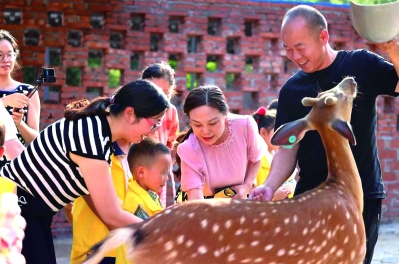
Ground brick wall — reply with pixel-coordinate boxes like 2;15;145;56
1;0;398;236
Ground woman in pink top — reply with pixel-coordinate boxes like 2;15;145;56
175;85;266;200
141;62;179;207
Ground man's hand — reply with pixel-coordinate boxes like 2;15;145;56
248;185;275;201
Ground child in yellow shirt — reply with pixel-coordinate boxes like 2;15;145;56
252;106;297;200
116;137;171;264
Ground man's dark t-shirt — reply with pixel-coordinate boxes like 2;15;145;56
275;49;398;199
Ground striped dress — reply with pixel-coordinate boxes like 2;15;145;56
0;115;113;212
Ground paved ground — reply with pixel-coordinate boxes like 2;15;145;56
54;221;399;264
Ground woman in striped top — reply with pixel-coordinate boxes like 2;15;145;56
0;79;169;263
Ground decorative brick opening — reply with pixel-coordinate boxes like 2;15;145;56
67;31;82;47
90;13;104;29
267;74;279;90
169;17;184;33
187;36;201;53
47;11;63;27
245;56;259;73
4;8;21;24
86;87;102;99
334;42;344;50
206;55;221;72
43;86;61;104
208;17;222;36
23;66;38;84
243;91;259;110
150;34;162;52
244;20;259;37
88;50;103;68
24;29;40;46
110;32;123;49
131;13;145;31
168;54;179;70
186;73;200;90
130;52;142;70
108;69;122;88
226;38;239;54
66;67;82;86
226;73;240;91
46;48;61;66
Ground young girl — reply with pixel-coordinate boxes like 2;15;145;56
252;106;296;200
175;85;266;201
0;79;169;263
141;62;179;207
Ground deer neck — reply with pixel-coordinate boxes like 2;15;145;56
317;125;363;210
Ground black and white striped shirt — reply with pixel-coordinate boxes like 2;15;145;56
0;115;113;211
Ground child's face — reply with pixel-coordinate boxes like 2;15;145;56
150;78;172;99
142;153;172;193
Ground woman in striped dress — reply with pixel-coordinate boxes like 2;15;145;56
0;79;169;263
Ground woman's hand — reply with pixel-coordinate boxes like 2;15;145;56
11;109;24;127
0;94;30;109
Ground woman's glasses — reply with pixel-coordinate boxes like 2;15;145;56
0;52;17;61
145;118;162;131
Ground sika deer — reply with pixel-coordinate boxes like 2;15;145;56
82;77;366;264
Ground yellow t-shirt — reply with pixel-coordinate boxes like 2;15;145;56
70;154;128;264
115;179;163;264
0;178;16;195
254;154;296;199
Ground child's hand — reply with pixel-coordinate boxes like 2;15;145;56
230;184;250;200
272;187;291;201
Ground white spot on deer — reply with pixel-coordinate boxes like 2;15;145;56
340;225;346;231
186;240;193;248
272;209;277;213
253;218;259;224
260;212;266;217
227;253;235;262
201;219;208;229
240;216;246;224
354;224;357;234
164;241;174;251
330;246;337;254
254;257;264;262
235;229;243;235
315;246;322;253
351;250;356;260
343;236;349;244
277;249;286;256
293;215;298;223
190;253;197;258
321;240;327;248
308;239;315;245
238;244;245;249
214;250;220;257
298;245;304;251
322;229;327;235
274;227;281;234
188;212;195;218
251;241;259;247
264;244;274;251
165;209;172;214
166;250;178;260
303;228;308;235
288;249;296;255
332;151;337;158
176;235;184;245
212;223;219;233
225;220;232;229
240;259;252;263
263;219;269;225
198;245;207;254
218;235;224;241
284;218;290;225
298;260;305;264
253;231;261;237
336;249;344;257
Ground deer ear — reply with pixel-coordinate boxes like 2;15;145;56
271;119;310;146
331;119;357;146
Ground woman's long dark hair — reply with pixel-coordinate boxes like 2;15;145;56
173;85;228;179
64;79;169;120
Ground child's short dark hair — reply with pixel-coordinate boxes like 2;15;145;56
0;121;5;147
127;137;170;171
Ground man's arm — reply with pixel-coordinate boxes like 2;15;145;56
376;36;399;92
